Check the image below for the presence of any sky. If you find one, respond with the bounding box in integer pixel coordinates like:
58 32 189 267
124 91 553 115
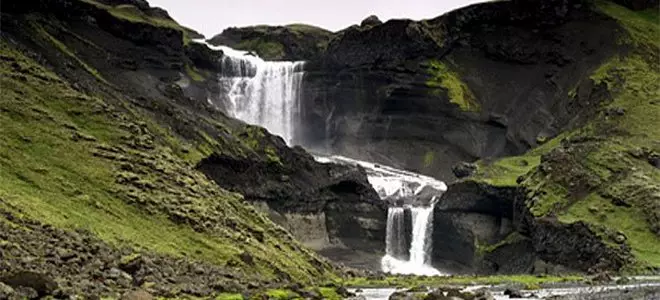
147 0 487 38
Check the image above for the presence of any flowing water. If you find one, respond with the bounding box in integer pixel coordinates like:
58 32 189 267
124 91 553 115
209 43 305 145
212 42 446 276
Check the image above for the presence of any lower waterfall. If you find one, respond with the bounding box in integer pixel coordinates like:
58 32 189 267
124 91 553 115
381 205 441 276
211 42 445 276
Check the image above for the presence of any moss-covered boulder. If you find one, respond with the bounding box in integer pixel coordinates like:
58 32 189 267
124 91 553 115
208 24 333 61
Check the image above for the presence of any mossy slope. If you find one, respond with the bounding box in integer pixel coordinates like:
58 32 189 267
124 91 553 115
469 1 660 272
0 1 339 297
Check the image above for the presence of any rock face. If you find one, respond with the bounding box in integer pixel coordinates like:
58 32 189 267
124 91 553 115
295 0 622 181
208 24 333 61
431 181 528 274
196 129 387 258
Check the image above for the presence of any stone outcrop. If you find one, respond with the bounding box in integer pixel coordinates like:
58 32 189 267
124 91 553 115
208 24 333 61
196 128 387 263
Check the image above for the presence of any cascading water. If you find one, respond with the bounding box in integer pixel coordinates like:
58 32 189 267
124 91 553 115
212 43 305 145
317 155 445 276
207 41 446 276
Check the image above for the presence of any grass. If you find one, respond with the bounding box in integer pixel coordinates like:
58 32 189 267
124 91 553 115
236 39 286 60
78 0 192 44
426 60 480 112
0 34 336 290
185 64 206 82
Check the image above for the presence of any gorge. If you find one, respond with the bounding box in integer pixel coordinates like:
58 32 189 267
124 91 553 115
0 0 659 298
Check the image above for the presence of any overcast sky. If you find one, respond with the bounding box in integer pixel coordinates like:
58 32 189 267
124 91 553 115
147 0 487 37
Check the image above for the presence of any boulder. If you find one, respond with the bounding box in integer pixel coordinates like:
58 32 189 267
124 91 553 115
361 15 383 27
452 162 477 178
0 271 58 298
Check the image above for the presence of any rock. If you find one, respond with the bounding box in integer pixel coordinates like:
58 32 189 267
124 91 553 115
605 107 626 116
0 271 58 297
121 289 154 300
648 153 660 168
239 252 255 265
414 185 444 206
615 233 627 244
590 272 613 283
14 286 39 299
336 286 355 298
0 282 15 298
452 162 477 178
360 15 382 27
504 287 524 298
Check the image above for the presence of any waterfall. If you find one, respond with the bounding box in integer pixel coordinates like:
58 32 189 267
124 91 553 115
202 41 446 276
212 44 305 145
317 156 445 276
385 207 408 260
408 206 434 266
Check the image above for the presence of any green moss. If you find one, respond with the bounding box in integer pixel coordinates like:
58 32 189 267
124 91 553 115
30 20 107 84
236 39 286 60
317 288 342 300
216 294 244 300
422 151 435 168
262 289 298 299
426 60 480 111
477 232 527 254
596 1 659 55
185 64 206 82
79 0 191 44
265 146 282 165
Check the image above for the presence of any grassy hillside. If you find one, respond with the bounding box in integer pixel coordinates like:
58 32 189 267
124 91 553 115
0 1 339 297
471 1 660 272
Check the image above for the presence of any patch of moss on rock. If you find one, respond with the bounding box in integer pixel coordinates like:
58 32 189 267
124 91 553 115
426 59 480 112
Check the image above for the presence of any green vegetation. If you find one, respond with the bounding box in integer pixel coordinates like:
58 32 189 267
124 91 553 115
427 60 480 112
477 232 527 254
0 29 334 293
343 274 584 289
423 151 435 168
185 64 206 82
236 39 286 60
79 0 193 44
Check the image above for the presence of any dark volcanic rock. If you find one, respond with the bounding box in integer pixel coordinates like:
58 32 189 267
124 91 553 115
452 162 477 178
196 127 387 254
297 0 623 181
360 15 383 27
0 271 57 298
431 181 518 273
208 24 333 61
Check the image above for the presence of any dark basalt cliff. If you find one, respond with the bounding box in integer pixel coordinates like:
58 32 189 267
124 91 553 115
302 0 622 182
218 0 660 275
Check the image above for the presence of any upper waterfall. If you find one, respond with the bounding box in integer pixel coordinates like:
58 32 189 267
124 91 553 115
199 40 305 145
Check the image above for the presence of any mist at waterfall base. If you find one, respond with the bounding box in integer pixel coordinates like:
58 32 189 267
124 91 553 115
205 40 447 276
